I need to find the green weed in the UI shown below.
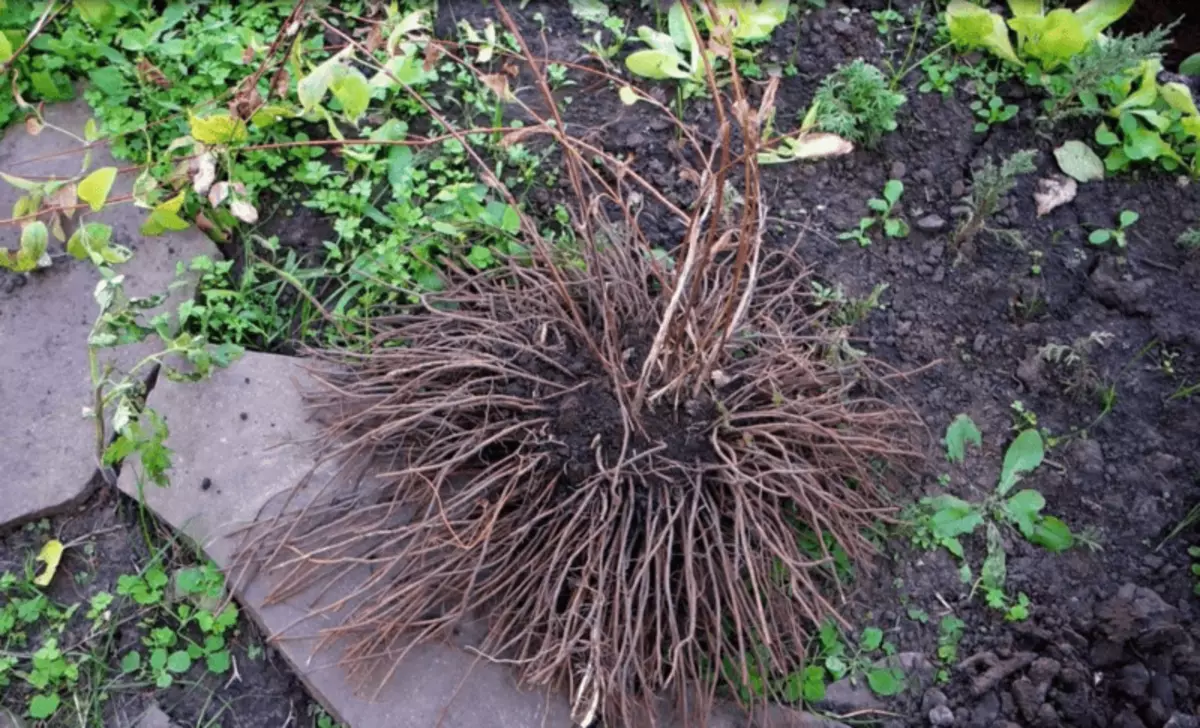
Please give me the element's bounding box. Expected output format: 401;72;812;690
839;180;908;246
812;59;907;147
1088;209;1139;248
953;149;1037;250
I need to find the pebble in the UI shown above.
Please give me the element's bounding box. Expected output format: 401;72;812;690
950;205;973;218
917;214;947;233
890;161;907;180
928;704;955;727
915;168;935;185
951;180;968;198
921;688;948;714
1116;662;1150;698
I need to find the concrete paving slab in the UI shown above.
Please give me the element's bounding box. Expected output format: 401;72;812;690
0;98;218;529
115;352;576;728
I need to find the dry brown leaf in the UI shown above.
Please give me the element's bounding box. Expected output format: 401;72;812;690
47;183;77;219
136;58;171;89
191;152;216;196
479;73;515;101
208;181;230;207
789;133;853;160
49;214;65;242
1034;174;1077;217
24;116;42;136
230;199;258;224
271;68;290;100
423;41;444;72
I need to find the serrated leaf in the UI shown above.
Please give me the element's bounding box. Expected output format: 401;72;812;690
330;67;371;122
188;113;248;145
944;414;982;463
1054;140;1104;182
78;166;117;211
997;429;1043;495
1003;489;1046;538
33;539;63;587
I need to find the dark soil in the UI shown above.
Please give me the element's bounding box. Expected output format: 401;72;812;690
431;1;1200;725
0;486;316;728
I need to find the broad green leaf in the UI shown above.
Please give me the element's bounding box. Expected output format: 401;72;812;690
29;694;59;720
330;67;371;123
0;32;11;63
1181;53;1200;77
1054;140;1105;182
1074;0;1134;39
188;113;248;146
569;0;609;23
1003;489;1046;538
1088;229;1112;245
1031;516;1074;551
1160;83;1200;118
625;49;689;80
997;429;1043;495
166;650;191;673
1095;122;1120;146
1010;9;1087;69
298;58;340;111
1123;125;1178;163
883;179;903;204
78;166;117;211
859;626;884;652
667;1;693;54
926;494;984;540
141;192;189;236
250;104;295;127
2;220;51;272
1119;210;1139;227
946;0;1019;65
1113;60;1161;114
68;222;129;264
75;0;116;27
1007;0;1043;18
866;667;905;697
944;414;982;463
120;651;141;673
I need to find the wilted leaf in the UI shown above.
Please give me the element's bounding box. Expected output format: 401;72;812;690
78;166;118;211
33;539;64;587
191;152;216;195
479;73;515;101
230;199;258;224
188;112;248;145
1054;140;1105;182
618;86;639;106
47;183;77;218
758;133;853;164
1034;174;1077;217
208;181;230;207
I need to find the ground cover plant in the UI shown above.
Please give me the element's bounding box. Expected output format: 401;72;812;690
0;0;1199;726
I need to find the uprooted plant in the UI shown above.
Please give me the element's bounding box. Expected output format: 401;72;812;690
236;3;918;726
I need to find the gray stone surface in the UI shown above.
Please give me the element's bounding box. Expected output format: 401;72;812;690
0;98;218;529
116;352;575;728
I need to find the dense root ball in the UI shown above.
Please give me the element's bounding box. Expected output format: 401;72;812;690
243;246;916;726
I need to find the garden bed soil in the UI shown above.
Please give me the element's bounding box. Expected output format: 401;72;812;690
430;1;1200;725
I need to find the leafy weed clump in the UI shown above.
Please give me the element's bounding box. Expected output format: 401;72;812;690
812;59;907;147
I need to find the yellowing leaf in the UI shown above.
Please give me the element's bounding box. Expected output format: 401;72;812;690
78;166;117;211
141;192;190;236
33;539;64;587
330;67;371;123
618;85;639;106
250;104;295;127
188;112;248;146
0;32;12;63
946;0;1019;65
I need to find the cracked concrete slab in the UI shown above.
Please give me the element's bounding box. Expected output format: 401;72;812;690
0;97;219;529
115;352;575;728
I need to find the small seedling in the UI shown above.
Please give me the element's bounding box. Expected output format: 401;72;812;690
913;415;1074;616
971;92;1019;133
840;180;908;246
1179;228;1200;251
1190;546;1200;596
953;149;1037;249
935;615;965;682
812;59;907;147
1088;210;1138;248
872;8;904;35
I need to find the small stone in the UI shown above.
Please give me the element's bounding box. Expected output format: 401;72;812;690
932;267;945;283
1116;663;1151;699
973;333;988;353
916;168;935;185
890;161;908;180
832;20;853;35
917;214;948;233
921;688;948;714
1165;713;1200;728
624;131;646;148
950;205;973;218
951;180;968;198
1114;709;1148;728
928;704;955;727
1143;554;1165;571
1035;703;1059;728
1030;657;1062;686
1071;440;1104;476
969;691;999;727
